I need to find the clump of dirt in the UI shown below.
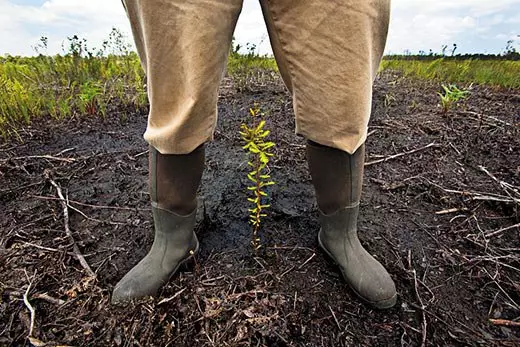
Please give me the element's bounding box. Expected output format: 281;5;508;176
1;70;519;346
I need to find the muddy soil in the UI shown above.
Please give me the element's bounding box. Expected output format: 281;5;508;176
1;71;519;346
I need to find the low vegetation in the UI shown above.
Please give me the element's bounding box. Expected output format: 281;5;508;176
380;58;520;88
1;31;518;139
437;83;471;114
239;104;276;250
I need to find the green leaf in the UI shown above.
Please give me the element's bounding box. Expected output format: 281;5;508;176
255;120;266;132
260;181;275;187
259;130;270;138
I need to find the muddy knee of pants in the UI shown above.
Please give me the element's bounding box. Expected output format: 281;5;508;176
122;0;390;155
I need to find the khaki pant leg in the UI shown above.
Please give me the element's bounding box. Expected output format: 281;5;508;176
122;0;243;154
260;0;391;154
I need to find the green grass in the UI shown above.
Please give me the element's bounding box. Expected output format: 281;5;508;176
2;33;519;141
380;58;520;89
0;53;147;139
0;35;278;140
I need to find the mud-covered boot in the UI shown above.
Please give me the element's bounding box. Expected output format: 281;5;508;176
112;145;204;304
306;140;397;309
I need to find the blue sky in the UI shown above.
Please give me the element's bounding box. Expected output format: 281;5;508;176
1;0;519;56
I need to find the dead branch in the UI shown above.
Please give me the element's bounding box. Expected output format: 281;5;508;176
482;267;520;310
485;222;520;238
478;165;520;201
298;253;316;269
44;170;96;278
67;203;126;226
459;111;513;126
1;154;76;164
32;293;66;306
328;305;342;331
413;269;428;347
489;319;520;327
442;188;519;205
158;288;187;305
30;195;150;211
23;274;35;338
366;129;378;137
365;142;439;166
435;207;468;215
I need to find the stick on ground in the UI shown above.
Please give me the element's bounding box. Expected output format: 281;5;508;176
23;276;35;338
365;142;439;167
44;170;96;278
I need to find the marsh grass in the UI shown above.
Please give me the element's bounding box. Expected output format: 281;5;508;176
380;58;520;89
2;31;518;140
0;29;147;138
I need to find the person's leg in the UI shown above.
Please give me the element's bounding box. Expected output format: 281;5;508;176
260;0;396;309
112;0;243;304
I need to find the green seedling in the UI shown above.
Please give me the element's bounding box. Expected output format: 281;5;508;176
384;93;396;107
239;104;275;250
78;81;103;115
437;84;470;113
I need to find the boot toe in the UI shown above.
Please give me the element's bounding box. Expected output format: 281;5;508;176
350;261;397;309
358;280;397;309
111;276;156;305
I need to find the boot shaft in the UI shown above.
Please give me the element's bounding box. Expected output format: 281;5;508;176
149;145;205;214
306;140;365;214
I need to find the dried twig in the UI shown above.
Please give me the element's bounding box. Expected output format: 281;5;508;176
328;305;342;331
435;207;468;215
367;129;378;137
478;165;520;202
158;288;187;305
44;171;96;278
484;222;520;238
459;111;513;126
30;195;149;211
413;269;428;347
298;253;316;269
489;319;520;327
442;188;519;205
134;149;149;158
365;142;439;166
32;293;66;306
67;202;126;225
23;273;36;338
2;148;76;163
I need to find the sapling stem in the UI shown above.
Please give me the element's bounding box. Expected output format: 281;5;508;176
239;103;275;250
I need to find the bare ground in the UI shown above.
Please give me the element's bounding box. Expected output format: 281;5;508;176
1;70;519;346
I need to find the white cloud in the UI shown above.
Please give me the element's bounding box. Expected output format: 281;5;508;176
387;0;520;53
0;0;129;55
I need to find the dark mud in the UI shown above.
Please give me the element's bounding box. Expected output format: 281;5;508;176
1;71;519;346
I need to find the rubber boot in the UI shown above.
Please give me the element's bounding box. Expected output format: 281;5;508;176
306;140;397;309
111;145;204;304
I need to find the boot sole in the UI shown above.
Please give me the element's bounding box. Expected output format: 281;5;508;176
317;229;397;310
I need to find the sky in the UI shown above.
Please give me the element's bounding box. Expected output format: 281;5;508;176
1;0;519;57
